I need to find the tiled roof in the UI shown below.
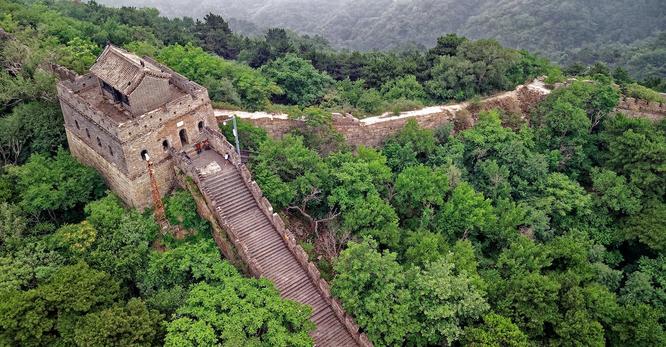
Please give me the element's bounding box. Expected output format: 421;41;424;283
90;45;170;95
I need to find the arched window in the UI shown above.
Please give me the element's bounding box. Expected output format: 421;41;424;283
85;128;90;138
162;139;169;151
179;128;188;145
96;137;102;147
75;120;80;129
108;145;114;156
140;150;149;161
197;121;204;131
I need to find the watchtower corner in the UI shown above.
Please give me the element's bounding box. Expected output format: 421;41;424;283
55;44;217;208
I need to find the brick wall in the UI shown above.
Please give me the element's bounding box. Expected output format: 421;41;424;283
67;129;175;208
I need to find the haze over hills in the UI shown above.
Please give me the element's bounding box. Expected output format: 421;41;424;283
98;0;666;78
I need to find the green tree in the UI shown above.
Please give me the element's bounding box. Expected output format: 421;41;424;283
7;150;105;220
620;257;666;309
532;173;591;233
357;88;385;114
489;237;560;339
164;191;210;236
252;135;325;210
532;81;619;175
51;221;97;256
327;157;399;247
164;281;314;347
260;53;334;106
84;195;157;286
0;101;66;166
392;165;449;223
74;298;163;347
611;304;666;346
400;230;447;267
435;182;495;242
332;240;414;347
408;257;489;345
429;33;468;57
380;75;426;101
195;13;238;59
597;114;665;198
383;119;438;171
590;168;642;215
622;200;666;253
158;44;281;110
219;117;268;153
139;239;238;313
0;262;119;346
58;37;100;74
265;28;293;60
462;314;529;347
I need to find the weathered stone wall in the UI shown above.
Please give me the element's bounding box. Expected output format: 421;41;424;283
57;58;217;209
61;100;128;173
336;111;456;147
617;96;666;121
217;82;550;148
217;81;665;149
66;129;175;208
123;103;214;179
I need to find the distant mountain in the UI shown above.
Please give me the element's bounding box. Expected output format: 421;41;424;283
97;0;666;78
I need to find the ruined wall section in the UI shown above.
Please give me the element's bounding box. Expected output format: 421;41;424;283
216;82;550;148
617;96;666;121
123;100;213;179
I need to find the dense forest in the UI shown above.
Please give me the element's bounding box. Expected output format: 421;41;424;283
1;0;665;346
99;0;666;81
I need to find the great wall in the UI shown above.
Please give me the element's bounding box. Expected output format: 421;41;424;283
55;44;665;346
215;79;666;147
56;45;370;346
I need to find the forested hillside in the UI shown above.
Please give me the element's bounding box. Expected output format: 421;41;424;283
98;0;666;80
1;0;665;346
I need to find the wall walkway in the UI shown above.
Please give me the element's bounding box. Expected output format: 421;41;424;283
172;128;371;347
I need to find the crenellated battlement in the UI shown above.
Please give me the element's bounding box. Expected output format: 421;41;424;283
56;45;217;209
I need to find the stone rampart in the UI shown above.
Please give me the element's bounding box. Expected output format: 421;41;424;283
617;96;666;121
217;80;664;148
216;80;551;148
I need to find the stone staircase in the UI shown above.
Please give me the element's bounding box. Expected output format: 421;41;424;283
174;127;371;346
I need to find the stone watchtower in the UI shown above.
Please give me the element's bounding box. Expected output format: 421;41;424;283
56;45;217;208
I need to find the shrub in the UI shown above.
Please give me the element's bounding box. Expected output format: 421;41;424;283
386;98;425;116
625;83;665;103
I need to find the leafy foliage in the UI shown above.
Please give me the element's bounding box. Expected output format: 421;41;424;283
6;150;105;221
261;53;334;106
164;282;314;346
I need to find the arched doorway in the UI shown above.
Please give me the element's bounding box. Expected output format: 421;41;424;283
179;128;188;146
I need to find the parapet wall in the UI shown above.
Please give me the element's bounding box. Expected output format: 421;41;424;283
216;80;551;148
217;81;664;148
